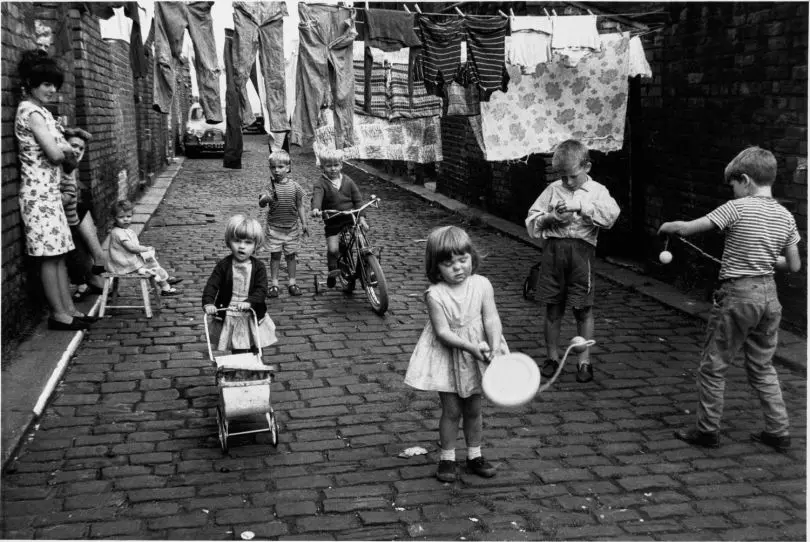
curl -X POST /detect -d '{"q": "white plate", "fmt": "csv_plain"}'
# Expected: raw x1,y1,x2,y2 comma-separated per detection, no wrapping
482,353,540,408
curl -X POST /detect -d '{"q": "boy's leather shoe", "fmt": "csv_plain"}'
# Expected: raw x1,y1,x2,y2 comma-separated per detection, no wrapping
673,428,720,448
466,456,496,478
540,359,559,378
576,363,593,383
751,431,790,453
435,460,456,482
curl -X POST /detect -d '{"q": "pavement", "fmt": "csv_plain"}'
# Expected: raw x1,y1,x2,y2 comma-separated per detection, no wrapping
1,136,806,540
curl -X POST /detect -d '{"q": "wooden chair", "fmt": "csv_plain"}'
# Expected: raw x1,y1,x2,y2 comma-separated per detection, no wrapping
98,272,162,318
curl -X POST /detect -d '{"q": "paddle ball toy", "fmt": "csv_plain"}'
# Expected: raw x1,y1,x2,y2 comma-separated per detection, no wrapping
659,250,673,264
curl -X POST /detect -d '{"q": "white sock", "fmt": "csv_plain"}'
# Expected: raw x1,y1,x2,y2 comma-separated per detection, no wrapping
440,448,455,461
467,446,481,460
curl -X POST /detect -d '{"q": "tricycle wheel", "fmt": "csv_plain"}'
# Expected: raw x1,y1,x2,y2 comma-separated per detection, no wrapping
216,406,229,453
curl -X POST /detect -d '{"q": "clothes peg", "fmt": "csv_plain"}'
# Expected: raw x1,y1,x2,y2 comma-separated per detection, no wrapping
454,7,465,17
497,10,508,18
364,1,369,10
403,5,410,12
552,9,558,16
587,9,594,16
543,8,550,17
414,4,422,13
509,8,516,17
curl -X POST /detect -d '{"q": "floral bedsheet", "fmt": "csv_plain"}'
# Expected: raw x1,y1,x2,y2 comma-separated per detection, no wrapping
480,33,630,160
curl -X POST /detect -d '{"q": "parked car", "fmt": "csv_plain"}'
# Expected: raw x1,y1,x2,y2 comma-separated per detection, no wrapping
183,103,226,157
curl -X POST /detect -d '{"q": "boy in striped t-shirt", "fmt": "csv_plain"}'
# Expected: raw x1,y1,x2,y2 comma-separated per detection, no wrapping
658,147,801,453
259,150,309,297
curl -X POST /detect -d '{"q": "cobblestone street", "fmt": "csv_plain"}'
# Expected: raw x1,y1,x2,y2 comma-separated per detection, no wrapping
2,136,806,540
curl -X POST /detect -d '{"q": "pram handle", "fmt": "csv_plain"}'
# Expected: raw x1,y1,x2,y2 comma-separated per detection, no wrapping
203,306,262,362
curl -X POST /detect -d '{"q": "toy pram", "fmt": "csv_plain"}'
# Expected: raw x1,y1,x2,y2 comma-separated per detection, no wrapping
204,308,279,453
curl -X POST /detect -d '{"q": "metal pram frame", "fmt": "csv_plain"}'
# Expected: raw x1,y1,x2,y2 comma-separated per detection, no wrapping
204,307,279,453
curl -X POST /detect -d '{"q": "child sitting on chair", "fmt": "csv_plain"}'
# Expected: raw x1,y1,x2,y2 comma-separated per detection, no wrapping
203,215,277,355
310,149,368,290
106,200,180,296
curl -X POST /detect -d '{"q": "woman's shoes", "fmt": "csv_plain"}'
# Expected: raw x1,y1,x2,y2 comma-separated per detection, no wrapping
72,283,104,302
48,318,91,331
268,285,280,298
167,277,183,286
288,284,302,296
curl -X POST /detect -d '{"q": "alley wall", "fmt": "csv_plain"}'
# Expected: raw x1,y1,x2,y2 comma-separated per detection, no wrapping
1,2,192,345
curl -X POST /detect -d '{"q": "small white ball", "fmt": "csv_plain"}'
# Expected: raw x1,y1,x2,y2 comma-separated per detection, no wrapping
659,250,673,264
570,336,589,353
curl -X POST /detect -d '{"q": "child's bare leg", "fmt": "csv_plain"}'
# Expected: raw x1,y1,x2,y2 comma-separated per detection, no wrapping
438,392,462,450
270,252,282,286
545,303,565,361
573,306,594,364
461,394,483,448
326,235,340,270
286,254,297,285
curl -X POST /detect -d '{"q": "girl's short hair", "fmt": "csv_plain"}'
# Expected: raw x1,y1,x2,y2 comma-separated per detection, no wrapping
317,148,344,165
424,225,480,284
269,150,291,165
224,214,265,248
110,200,134,216
552,139,590,170
19,49,64,91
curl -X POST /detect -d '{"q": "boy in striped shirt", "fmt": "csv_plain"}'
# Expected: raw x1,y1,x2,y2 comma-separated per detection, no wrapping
259,150,309,297
659,147,801,452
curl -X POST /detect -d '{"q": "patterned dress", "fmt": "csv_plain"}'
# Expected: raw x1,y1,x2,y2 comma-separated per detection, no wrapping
15,100,73,256
404,275,509,398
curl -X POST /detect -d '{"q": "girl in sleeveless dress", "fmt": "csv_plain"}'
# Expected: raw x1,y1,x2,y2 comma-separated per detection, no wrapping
15,50,94,331
405,226,509,483
203,215,277,355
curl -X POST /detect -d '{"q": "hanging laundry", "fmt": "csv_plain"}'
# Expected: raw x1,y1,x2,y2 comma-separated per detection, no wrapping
463,16,509,101
507,16,553,74
128,2,148,78
99,6,132,42
479,33,630,160
550,14,600,67
153,1,222,123
445,82,480,116
314,110,442,164
223,28,244,169
232,1,289,136
628,36,653,78
468,114,486,154
364,8,421,51
418,16,464,98
138,0,153,46
354,50,442,120
292,2,357,150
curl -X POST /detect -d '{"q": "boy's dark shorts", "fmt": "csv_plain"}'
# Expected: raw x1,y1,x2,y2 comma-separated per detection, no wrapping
536,238,596,309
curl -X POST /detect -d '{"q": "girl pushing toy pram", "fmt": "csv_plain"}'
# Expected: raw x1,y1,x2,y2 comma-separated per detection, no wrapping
203,215,277,355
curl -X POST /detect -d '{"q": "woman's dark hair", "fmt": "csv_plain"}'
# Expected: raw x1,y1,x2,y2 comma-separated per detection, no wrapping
19,49,64,91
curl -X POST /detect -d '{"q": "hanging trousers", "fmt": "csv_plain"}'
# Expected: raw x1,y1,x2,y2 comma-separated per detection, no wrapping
232,1,289,134
153,1,222,123
464,17,509,101
292,3,357,149
223,29,243,169
417,16,463,98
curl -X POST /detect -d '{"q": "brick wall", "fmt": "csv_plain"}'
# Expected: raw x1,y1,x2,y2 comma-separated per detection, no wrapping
638,2,807,328
1,3,191,346
1,2,77,343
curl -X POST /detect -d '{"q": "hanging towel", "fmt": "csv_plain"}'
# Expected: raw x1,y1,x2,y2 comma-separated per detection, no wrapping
628,36,652,78
480,33,631,160
551,14,600,67
314,110,443,164
463,16,509,101
365,8,421,52
418,16,464,97
507,16,553,74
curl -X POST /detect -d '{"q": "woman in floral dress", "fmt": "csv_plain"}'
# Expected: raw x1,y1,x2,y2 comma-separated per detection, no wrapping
15,50,93,331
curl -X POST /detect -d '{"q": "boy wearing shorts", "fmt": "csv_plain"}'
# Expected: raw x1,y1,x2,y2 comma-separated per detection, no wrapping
525,139,621,383
259,150,309,297
659,147,801,451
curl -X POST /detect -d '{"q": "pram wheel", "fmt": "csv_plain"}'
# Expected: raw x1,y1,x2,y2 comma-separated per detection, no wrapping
216,406,229,453
268,411,279,447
